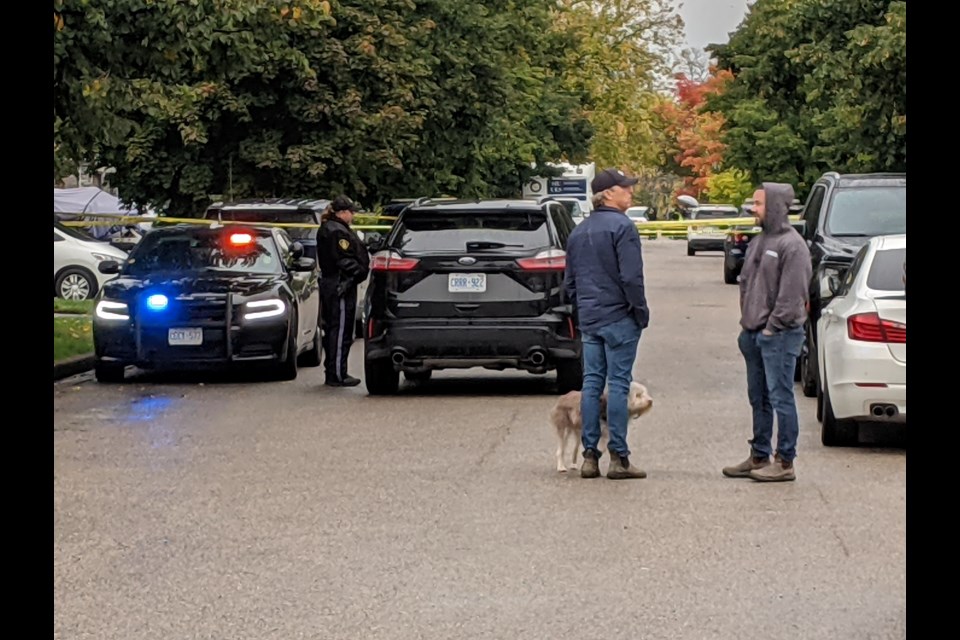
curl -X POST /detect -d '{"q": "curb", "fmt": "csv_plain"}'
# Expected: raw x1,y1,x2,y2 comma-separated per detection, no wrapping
54,354,95,381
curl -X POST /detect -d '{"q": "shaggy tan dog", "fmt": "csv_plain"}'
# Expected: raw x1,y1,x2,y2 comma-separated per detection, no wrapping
550,382,653,472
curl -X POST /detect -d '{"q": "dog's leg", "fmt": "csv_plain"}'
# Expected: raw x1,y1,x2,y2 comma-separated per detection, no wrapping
556,431,567,473
569,430,579,469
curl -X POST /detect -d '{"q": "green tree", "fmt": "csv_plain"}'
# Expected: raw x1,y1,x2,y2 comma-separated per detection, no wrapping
705,168,753,206
54,0,593,211
553,0,685,175
707,0,906,198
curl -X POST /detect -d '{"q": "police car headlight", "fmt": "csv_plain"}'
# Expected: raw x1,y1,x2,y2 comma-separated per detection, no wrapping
244,299,286,320
95,300,130,321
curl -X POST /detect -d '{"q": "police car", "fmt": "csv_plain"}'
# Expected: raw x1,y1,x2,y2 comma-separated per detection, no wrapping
92,224,321,382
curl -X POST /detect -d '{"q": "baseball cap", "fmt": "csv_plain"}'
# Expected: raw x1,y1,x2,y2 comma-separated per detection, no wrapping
591,168,639,193
331,195,358,212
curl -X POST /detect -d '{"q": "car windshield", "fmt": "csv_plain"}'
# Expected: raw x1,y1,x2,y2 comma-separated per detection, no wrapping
866,247,906,291
125,229,282,276
626,208,648,218
392,211,551,252
205,209,318,240
825,187,906,236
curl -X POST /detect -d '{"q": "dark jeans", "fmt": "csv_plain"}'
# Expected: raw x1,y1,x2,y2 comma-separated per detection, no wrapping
738,327,805,462
581,315,642,457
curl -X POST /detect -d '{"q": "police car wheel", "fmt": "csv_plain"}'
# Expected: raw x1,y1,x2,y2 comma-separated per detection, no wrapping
299,324,322,367
273,319,299,381
95,361,126,383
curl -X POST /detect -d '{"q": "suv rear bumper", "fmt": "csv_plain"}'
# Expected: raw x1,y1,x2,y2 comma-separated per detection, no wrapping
365,315,581,372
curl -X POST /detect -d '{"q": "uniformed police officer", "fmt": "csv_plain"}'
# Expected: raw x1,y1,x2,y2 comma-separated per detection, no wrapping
317,195,370,387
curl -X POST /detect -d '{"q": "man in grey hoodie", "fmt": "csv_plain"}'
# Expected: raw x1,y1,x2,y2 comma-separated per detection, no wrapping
722,183,811,482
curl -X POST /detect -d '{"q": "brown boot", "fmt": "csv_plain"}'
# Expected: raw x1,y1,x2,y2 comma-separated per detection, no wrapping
722,453,771,478
607,451,646,479
749,459,796,482
580,449,600,478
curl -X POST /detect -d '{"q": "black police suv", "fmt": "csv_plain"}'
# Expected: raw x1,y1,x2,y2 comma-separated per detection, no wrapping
92,224,321,382
362,197,583,395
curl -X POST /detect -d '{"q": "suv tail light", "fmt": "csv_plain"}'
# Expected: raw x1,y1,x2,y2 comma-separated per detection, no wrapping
847,312,906,343
370,251,420,271
734,233,749,244
516,249,566,271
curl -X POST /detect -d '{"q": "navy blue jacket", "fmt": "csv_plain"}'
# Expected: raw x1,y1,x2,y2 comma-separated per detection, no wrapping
563,206,649,334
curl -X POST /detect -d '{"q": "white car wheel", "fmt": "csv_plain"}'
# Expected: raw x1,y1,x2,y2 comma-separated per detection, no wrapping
56,268,96,300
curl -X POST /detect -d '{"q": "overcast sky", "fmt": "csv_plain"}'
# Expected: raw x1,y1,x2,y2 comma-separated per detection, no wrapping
675,0,753,53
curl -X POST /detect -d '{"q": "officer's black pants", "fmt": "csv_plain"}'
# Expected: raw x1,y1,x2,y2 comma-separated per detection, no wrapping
320,280,357,382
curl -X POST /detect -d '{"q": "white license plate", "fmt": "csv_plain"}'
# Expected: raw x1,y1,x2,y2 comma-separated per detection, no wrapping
448,273,486,293
168,328,203,346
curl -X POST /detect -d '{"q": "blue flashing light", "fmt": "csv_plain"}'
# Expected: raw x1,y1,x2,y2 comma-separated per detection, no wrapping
146,294,169,311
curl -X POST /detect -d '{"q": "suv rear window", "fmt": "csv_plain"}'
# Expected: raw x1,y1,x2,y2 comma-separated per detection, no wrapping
866,247,906,291
392,210,551,252
826,187,906,236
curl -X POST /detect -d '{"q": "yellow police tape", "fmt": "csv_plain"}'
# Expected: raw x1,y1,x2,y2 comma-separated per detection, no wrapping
58,213,795,239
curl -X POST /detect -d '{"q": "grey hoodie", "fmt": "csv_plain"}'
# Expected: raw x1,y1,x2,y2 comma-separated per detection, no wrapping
739,182,812,332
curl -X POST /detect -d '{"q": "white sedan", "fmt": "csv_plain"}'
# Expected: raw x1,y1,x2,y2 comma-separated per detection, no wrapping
54,221,129,300
816,234,906,446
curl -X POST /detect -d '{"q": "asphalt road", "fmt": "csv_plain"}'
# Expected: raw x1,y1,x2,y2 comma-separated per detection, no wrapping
54,239,906,640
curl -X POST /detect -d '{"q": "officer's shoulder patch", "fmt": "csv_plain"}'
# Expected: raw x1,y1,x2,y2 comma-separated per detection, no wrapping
338,238,350,251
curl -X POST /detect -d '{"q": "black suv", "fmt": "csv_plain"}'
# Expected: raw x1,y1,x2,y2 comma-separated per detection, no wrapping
202,199,330,260
361,197,583,394
797,172,907,397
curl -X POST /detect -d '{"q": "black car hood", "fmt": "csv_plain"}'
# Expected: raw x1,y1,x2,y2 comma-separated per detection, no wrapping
102,271,284,300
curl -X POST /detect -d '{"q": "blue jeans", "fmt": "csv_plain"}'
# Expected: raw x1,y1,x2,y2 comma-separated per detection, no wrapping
581,315,642,457
738,326,805,462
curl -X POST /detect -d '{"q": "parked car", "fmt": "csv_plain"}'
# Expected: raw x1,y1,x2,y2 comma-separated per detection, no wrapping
54,220,130,300
797,172,906,398
625,206,650,223
362,197,582,395
816,234,905,446
92,224,321,383
686,204,739,256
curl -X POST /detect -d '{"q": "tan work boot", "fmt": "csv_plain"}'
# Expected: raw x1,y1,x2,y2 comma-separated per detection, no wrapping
749,459,796,482
580,449,600,478
722,453,771,478
607,451,646,479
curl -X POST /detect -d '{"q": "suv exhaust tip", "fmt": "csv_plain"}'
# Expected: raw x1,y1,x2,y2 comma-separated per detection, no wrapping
391,350,407,366
528,349,546,366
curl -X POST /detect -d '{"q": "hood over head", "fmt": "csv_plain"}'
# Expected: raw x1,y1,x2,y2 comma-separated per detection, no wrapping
761,182,795,235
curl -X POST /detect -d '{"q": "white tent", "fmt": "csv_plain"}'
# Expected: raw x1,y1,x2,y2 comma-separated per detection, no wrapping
54,187,155,238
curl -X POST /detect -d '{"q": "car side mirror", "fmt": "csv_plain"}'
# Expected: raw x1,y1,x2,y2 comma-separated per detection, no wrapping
292,257,316,272
98,260,121,275
827,274,842,297
290,241,305,260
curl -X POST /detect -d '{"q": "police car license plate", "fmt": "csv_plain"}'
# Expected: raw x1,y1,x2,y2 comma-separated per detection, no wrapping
448,273,486,293
168,328,203,346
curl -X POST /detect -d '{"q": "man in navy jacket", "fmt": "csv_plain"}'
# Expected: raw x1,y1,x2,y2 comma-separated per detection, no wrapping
564,168,650,479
